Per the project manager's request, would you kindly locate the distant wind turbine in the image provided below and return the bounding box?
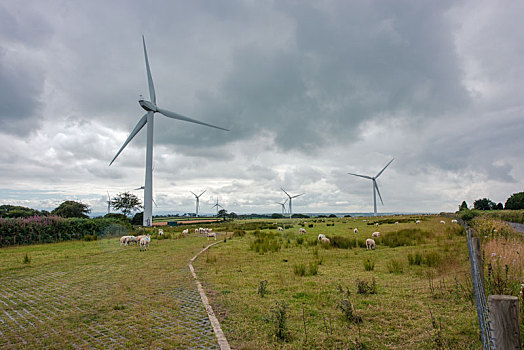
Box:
[106,191,111,214]
[134,186,158,207]
[191,190,206,217]
[276,199,288,216]
[211,196,224,216]
[109,36,229,227]
[280,188,304,219]
[348,158,394,216]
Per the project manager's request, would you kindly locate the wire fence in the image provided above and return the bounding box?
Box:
[464,222,494,350]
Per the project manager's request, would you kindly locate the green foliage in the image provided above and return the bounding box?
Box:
[337,285,362,325]
[269,301,290,341]
[308,261,318,276]
[104,213,128,221]
[258,280,269,297]
[0,216,131,247]
[0,205,48,218]
[330,235,357,249]
[131,212,143,225]
[423,251,442,267]
[22,253,31,264]
[296,236,304,245]
[83,234,98,241]
[249,232,281,254]
[387,259,404,273]
[407,252,423,265]
[293,263,306,276]
[363,258,375,271]
[459,201,468,211]
[52,200,90,218]
[381,229,431,247]
[457,209,480,221]
[473,198,496,211]
[504,192,524,210]
[111,192,142,217]
[356,278,377,295]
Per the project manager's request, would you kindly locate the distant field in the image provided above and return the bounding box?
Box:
[0,215,489,348]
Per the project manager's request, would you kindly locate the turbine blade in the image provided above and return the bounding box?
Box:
[198,190,206,197]
[347,172,373,180]
[375,158,395,178]
[374,181,384,205]
[157,108,229,131]
[109,113,149,165]
[291,193,304,198]
[280,187,291,198]
[142,35,156,104]
[190,191,197,197]
[153,198,158,207]
[134,187,144,190]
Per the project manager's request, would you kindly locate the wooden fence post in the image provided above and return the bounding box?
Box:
[471,237,484,285]
[488,295,522,349]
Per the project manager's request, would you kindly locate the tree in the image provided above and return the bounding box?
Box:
[131,212,143,225]
[217,209,228,221]
[229,212,238,220]
[271,213,284,219]
[52,200,90,218]
[111,192,142,217]
[496,202,503,210]
[473,198,496,211]
[504,192,524,210]
[459,201,468,211]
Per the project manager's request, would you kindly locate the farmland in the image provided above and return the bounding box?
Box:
[0,214,521,348]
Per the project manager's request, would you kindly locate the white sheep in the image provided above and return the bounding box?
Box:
[375,223,379,226]
[451,219,458,224]
[139,234,150,251]
[440,220,446,224]
[372,232,380,238]
[416,220,421,224]
[353,228,358,234]
[158,229,164,236]
[120,235,134,246]
[278,227,283,231]
[320,237,330,244]
[207,231,217,241]
[182,229,189,235]
[299,228,307,234]
[395,221,399,225]
[366,238,376,250]
[317,233,326,240]
[194,228,199,234]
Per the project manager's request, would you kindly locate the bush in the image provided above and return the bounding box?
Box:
[458,209,480,222]
[387,259,404,273]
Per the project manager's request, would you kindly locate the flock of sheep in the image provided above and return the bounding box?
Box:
[120,234,151,251]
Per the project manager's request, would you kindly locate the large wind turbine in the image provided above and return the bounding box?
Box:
[280,188,304,219]
[109,36,228,227]
[191,190,206,217]
[348,158,394,216]
[276,198,288,216]
[211,196,224,216]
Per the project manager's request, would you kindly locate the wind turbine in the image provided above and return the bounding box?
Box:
[276,198,288,216]
[134,186,158,208]
[106,191,111,214]
[280,188,304,219]
[190,190,206,217]
[348,158,394,217]
[109,36,228,227]
[211,196,224,216]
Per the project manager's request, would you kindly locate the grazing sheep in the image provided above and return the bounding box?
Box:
[182,229,189,235]
[207,231,217,241]
[366,238,376,250]
[139,234,151,252]
[158,229,164,236]
[194,229,199,234]
[278,227,283,231]
[299,228,307,234]
[353,228,358,234]
[318,233,326,240]
[416,220,421,224]
[395,221,399,225]
[372,232,380,238]
[320,237,330,244]
[375,223,379,226]
[451,219,458,224]
[440,220,446,224]
[120,235,134,246]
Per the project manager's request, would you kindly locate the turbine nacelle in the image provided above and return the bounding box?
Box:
[139,99,157,112]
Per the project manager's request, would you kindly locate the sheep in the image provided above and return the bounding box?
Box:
[194,228,199,234]
[182,229,189,235]
[320,237,330,244]
[120,235,134,246]
[395,221,399,225]
[158,229,164,236]
[366,238,376,250]
[207,231,217,241]
[451,219,458,224]
[415,220,421,224]
[317,233,326,240]
[440,220,446,224]
[299,228,307,234]
[375,223,379,226]
[353,228,358,234]
[139,234,151,252]
[371,232,380,238]
[277,227,283,231]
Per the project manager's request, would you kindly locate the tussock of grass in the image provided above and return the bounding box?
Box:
[382,229,432,247]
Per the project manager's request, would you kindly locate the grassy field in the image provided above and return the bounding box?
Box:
[1,214,516,349]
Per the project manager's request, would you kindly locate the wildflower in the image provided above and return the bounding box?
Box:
[491,253,496,257]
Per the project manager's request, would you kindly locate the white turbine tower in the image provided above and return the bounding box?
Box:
[280,188,304,219]
[109,36,228,227]
[211,196,223,216]
[276,199,288,216]
[191,190,206,217]
[106,191,111,214]
[348,158,394,217]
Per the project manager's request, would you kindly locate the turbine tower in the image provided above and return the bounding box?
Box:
[191,190,206,217]
[109,36,228,227]
[348,158,394,216]
[276,199,288,216]
[211,196,223,216]
[106,191,111,214]
[280,188,304,219]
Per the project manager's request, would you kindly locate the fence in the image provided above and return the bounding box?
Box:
[464,221,522,349]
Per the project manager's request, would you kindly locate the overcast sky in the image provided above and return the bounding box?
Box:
[1,0,523,216]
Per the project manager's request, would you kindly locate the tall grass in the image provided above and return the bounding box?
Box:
[381,229,432,247]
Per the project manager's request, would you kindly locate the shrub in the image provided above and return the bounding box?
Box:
[337,285,362,325]
[363,258,375,271]
[269,301,289,342]
[387,259,404,273]
[356,278,377,295]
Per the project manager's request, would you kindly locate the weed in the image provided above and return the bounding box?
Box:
[387,259,404,274]
[427,306,448,349]
[22,253,31,264]
[356,278,377,295]
[453,275,474,304]
[337,285,362,325]
[269,300,289,342]
[363,258,375,271]
[258,280,269,298]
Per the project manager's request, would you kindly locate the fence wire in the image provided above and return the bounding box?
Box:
[465,224,494,349]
